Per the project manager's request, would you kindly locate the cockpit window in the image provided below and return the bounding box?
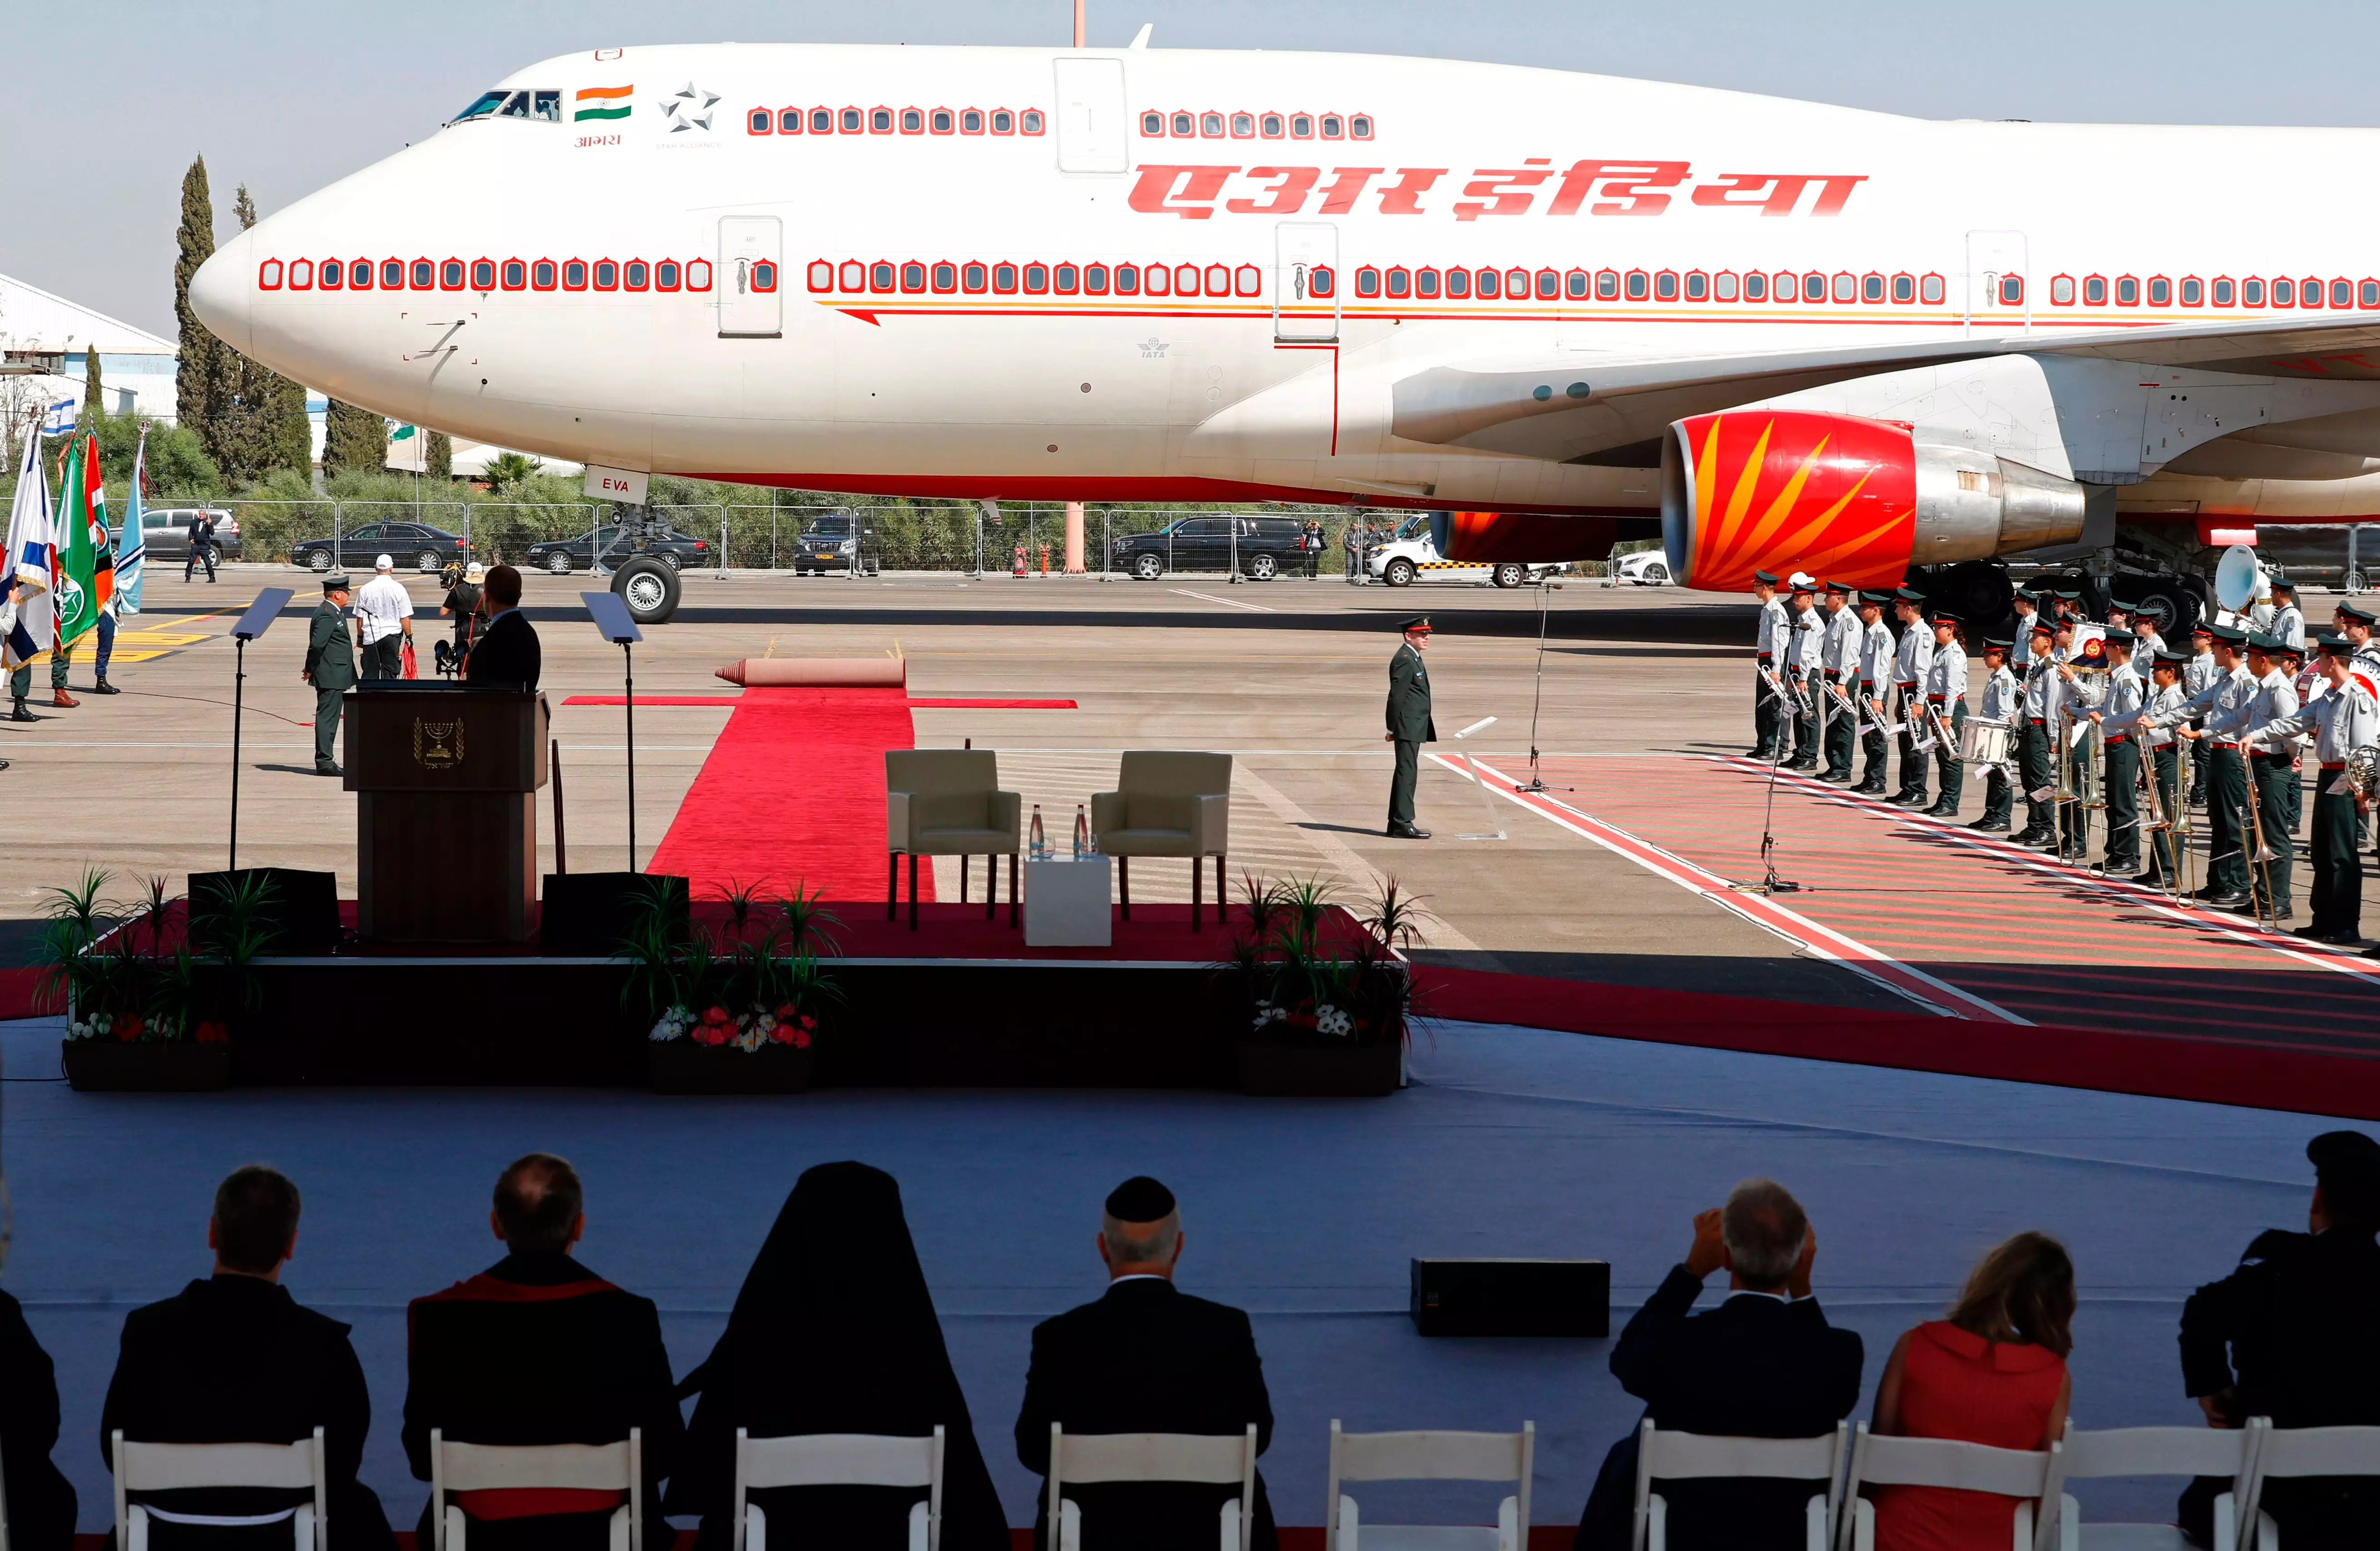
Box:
[454,88,562,125]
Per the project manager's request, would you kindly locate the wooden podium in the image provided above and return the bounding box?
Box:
[345,684,549,944]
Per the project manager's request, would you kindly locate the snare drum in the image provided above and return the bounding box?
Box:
[1959,719,2013,765]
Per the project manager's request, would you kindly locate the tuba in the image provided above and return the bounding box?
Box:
[2348,744,2380,801]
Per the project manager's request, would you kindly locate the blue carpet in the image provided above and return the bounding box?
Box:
[0,1017,2344,1531]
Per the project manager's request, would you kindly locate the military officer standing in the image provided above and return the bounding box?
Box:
[1384,615,1436,839]
[302,574,358,777]
[2176,1131,2380,1548]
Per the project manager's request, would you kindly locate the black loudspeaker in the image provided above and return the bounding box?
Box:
[1410,1258,1610,1338]
[541,873,686,956]
[187,869,341,956]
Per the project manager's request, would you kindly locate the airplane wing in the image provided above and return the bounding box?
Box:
[1391,315,2380,464]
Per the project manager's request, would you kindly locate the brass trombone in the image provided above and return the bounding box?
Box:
[2242,749,2282,930]
[2173,731,2198,902]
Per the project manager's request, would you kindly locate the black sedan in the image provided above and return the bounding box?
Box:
[524,525,710,575]
[291,522,472,574]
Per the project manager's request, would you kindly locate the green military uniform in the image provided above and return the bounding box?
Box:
[1386,617,1437,837]
[303,577,357,774]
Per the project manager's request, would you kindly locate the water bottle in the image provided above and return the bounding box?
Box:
[1029,805,1045,859]
[1073,803,1088,860]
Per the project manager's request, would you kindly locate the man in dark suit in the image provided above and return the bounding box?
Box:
[99,1166,397,1551]
[405,1153,680,1551]
[1,1285,77,1551]
[2178,1131,2380,1549]
[1385,615,1437,839]
[1576,1179,1863,1551]
[465,564,540,693]
[1016,1177,1276,1551]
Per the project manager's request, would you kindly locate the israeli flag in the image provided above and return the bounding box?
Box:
[117,427,147,616]
[4,421,59,670]
[38,398,75,436]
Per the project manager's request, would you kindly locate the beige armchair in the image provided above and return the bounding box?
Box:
[886,749,1022,929]
[1091,751,1232,930]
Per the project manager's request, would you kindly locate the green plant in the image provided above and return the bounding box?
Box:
[1220,871,1416,1049]
[35,868,117,1018]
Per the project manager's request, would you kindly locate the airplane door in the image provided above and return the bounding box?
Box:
[1053,57,1127,173]
[1964,230,2029,336]
[719,216,783,338]
[1275,222,1339,343]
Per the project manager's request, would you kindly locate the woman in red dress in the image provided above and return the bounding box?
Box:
[1870,1232,2074,1551]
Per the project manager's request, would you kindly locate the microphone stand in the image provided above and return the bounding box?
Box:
[1514,576,1572,794]
[1750,672,1806,894]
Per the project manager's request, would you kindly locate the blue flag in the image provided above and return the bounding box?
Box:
[117,428,146,616]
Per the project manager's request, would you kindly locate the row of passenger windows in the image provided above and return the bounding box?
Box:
[1137,108,1373,141]
[747,104,1044,136]
[806,257,1268,299]
[1343,266,1955,304]
[2051,273,2380,310]
[257,256,716,294]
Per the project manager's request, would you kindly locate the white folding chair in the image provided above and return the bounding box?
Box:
[1631,1421,1850,1551]
[1324,1419,1533,1550]
[2046,1424,2260,1551]
[734,1426,944,1551]
[1044,1423,1257,1551]
[112,1428,328,1551]
[428,1428,641,1551]
[2236,1418,2380,1551]
[1840,1423,2063,1551]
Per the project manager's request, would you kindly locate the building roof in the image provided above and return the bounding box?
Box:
[0,271,177,359]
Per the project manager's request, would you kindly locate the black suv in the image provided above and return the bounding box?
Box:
[1111,515,1318,580]
[525,525,710,574]
[793,512,880,576]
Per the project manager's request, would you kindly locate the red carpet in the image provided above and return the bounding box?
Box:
[0,966,53,1020]
[565,696,1076,709]
[645,687,929,901]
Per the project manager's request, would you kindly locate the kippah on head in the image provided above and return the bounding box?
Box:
[1105,1175,1176,1222]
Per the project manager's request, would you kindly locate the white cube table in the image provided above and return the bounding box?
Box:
[1024,854,1113,946]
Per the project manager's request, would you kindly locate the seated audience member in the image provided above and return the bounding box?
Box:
[1868,1233,2074,1551]
[99,1166,396,1551]
[1015,1177,1277,1551]
[405,1153,681,1551]
[2,1283,77,1551]
[464,565,540,692]
[1577,1179,1864,1551]
[667,1162,1008,1550]
[2178,1131,2380,1549]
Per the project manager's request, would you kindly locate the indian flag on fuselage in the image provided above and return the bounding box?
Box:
[574,85,631,122]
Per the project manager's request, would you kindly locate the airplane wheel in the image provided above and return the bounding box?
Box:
[2131,575,2200,638]
[611,556,681,624]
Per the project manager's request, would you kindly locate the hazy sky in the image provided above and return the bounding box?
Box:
[10,0,2380,338]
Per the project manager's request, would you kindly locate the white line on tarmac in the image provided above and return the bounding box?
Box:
[1167,588,1275,613]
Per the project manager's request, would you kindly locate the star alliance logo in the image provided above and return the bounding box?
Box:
[660,83,720,133]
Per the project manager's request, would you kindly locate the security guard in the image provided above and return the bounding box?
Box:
[1969,635,2020,832]
[302,574,358,777]
[2161,623,2262,909]
[1887,587,1933,806]
[1922,611,1968,817]
[1854,590,1896,795]
[1384,615,1436,838]
[2242,634,2379,945]
[1750,570,1788,759]
[2176,1130,2380,1549]
[1818,579,1862,781]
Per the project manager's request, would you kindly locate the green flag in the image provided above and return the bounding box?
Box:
[55,433,107,649]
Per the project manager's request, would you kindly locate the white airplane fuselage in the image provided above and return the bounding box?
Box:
[194,42,2380,556]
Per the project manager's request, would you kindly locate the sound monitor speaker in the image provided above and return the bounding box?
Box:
[187,869,341,956]
[1411,1258,1609,1338]
[541,872,686,956]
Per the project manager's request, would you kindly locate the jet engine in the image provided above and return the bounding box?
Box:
[1660,410,2087,591]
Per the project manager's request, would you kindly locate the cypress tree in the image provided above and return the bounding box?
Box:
[81,345,105,430]
[220,184,313,479]
[173,156,223,448]
[427,430,453,479]
[323,399,385,476]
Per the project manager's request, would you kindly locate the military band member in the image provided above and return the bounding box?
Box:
[1818,580,1862,782]
[2239,634,2379,945]
[301,574,358,778]
[1384,615,1436,839]
[2049,621,2107,863]
[1968,636,2020,832]
[2085,630,2145,872]
[1783,581,1822,770]
[2099,648,2191,886]
[2337,601,2380,849]
[1922,612,1968,817]
[1887,587,1933,806]
[2269,577,2307,651]
[1751,570,1789,760]
[2013,619,2063,848]
[2163,625,2271,911]
[2183,622,2220,808]
[1855,591,1895,794]
[2010,589,2043,674]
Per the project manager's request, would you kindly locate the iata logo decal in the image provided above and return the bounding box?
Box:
[1129,162,1865,220]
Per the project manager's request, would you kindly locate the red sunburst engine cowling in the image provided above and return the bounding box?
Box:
[1659,410,2089,591]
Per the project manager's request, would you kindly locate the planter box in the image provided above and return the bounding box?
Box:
[646,1040,814,1095]
[62,1040,233,1093]
[1234,1039,1402,1097]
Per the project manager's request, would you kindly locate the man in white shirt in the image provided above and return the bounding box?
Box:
[1886,588,1934,806]
[354,555,415,681]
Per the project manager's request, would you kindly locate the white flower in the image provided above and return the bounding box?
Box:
[647,1006,693,1043]
[1315,1004,1353,1038]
